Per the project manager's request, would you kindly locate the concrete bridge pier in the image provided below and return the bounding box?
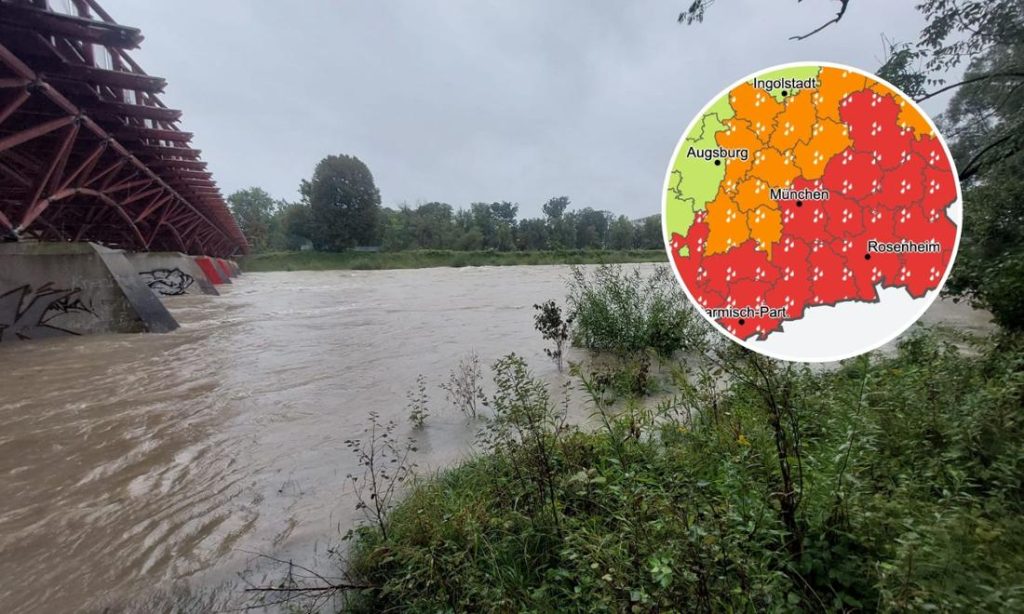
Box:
[0,242,178,343]
[126,252,219,297]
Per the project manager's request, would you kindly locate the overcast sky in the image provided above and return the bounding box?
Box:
[100,0,938,219]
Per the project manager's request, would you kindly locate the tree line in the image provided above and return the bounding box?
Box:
[228,155,663,254]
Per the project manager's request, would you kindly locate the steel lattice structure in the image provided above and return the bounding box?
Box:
[0,0,247,257]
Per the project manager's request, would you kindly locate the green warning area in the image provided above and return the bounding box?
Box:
[664,93,734,241]
[754,65,822,102]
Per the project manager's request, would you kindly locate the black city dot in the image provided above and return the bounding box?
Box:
[864,253,872,260]
[738,319,746,326]
[781,90,788,96]
[796,200,803,207]
[714,159,721,166]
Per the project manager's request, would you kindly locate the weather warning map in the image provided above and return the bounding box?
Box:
[664,63,961,361]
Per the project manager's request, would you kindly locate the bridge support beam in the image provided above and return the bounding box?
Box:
[125,251,218,297]
[0,242,178,343]
[194,256,229,285]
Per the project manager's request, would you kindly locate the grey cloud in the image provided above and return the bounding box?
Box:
[104,0,932,218]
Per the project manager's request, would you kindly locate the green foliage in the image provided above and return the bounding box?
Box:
[479,354,567,519]
[406,374,429,429]
[302,154,381,251]
[268,201,313,251]
[239,249,667,272]
[516,217,549,251]
[229,188,316,253]
[573,351,654,399]
[240,183,666,256]
[542,195,570,220]
[939,26,1024,330]
[439,351,486,419]
[377,196,663,253]
[344,412,417,541]
[566,264,707,358]
[343,331,1024,612]
[380,201,456,251]
[227,187,278,252]
[532,300,573,372]
[608,214,636,250]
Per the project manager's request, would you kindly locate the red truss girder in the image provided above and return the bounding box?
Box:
[0,0,246,258]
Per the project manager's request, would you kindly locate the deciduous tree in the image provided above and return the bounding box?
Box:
[302,154,381,251]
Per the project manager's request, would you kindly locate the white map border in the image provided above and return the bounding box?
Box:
[661,61,964,363]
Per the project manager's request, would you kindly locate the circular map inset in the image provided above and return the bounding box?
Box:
[663,62,962,362]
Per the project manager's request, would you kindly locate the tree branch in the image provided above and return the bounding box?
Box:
[237,551,376,598]
[789,0,851,41]
[243,585,372,593]
[958,130,1020,182]
[914,71,1024,103]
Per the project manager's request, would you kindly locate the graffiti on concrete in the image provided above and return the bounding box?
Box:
[140,268,195,296]
[0,283,97,341]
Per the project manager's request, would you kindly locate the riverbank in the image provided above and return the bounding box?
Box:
[336,331,1024,612]
[239,249,667,272]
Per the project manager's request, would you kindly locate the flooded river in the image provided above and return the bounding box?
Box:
[0,265,993,613]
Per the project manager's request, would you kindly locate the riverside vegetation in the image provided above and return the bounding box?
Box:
[239,249,666,272]
[248,264,1023,613]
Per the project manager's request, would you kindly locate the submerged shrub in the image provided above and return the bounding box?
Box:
[571,351,654,399]
[405,374,429,428]
[344,412,417,541]
[566,264,706,358]
[440,351,487,419]
[533,300,573,371]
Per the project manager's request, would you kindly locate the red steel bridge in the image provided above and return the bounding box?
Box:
[0,0,246,258]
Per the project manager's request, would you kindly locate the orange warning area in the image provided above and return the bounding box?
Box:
[898,102,933,139]
[706,67,861,259]
[770,89,815,150]
[815,67,867,122]
[792,119,852,180]
[716,119,760,192]
[733,178,771,212]
[748,205,783,258]
[717,118,763,153]
[704,188,750,255]
[750,147,801,186]
[729,83,783,142]
[870,80,933,139]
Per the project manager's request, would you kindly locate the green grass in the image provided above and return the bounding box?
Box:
[238,249,667,272]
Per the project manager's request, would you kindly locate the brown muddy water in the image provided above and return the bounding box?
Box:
[0,265,993,613]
